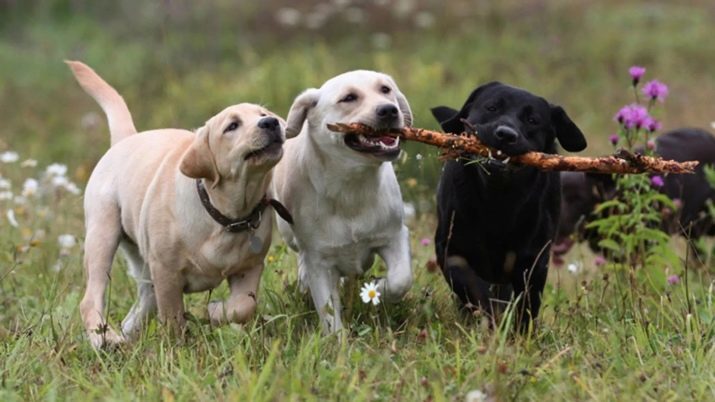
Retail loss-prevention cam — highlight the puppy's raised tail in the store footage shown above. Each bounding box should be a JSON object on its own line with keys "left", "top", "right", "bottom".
{"left": 65, "top": 60, "right": 137, "bottom": 146}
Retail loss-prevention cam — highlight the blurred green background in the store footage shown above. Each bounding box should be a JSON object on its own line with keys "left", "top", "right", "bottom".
{"left": 1, "top": 0, "right": 714, "bottom": 208}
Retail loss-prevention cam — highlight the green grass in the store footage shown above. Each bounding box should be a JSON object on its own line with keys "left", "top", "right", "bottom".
{"left": 1, "top": 1, "right": 715, "bottom": 400}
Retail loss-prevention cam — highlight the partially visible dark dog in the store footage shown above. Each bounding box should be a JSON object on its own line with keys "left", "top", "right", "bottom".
{"left": 554, "top": 128, "right": 715, "bottom": 261}
{"left": 432, "top": 82, "right": 587, "bottom": 328}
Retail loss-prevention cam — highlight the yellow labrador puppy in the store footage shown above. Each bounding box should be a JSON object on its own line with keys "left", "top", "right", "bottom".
{"left": 67, "top": 61, "right": 292, "bottom": 348}
{"left": 272, "top": 70, "right": 413, "bottom": 333}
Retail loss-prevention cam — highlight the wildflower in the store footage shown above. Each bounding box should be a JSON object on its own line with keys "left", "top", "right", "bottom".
{"left": 0, "top": 151, "right": 19, "bottom": 163}
{"left": 594, "top": 255, "right": 607, "bottom": 267}
{"left": 58, "top": 234, "right": 76, "bottom": 249}
{"left": 642, "top": 116, "right": 660, "bottom": 133}
{"left": 650, "top": 175, "right": 665, "bottom": 188}
{"left": 667, "top": 274, "right": 680, "bottom": 285}
{"left": 46, "top": 163, "right": 68, "bottom": 177}
{"left": 628, "top": 66, "right": 646, "bottom": 85}
{"left": 22, "top": 178, "right": 39, "bottom": 197}
{"left": 642, "top": 80, "right": 669, "bottom": 102}
{"left": 6, "top": 209, "right": 18, "bottom": 227}
{"left": 0, "top": 178, "right": 10, "bottom": 190}
{"left": 465, "top": 389, "right": 488, "bottom": 402}
{"left": 20, "top": 159, "right": 37, "bottom": 168}
{"left": 360, "top": 281, "right": 381, "bottom": 305}
{"left": 609, "top": 134, "right": 619, "bottom": 146}
{"left": 646, "top": 139, "right": 656, "bottom": 150}
{"left": 567, "top": 262, "right": 582, "bottom": 274}
{"left": 415, "top": 153, "right": 423, "bottom": 161}
{"left": 614, "top": 104, "right": 649, "bottom": 129}
{"left": 0, "top": 191, "right": 12, "bottom": 200}
{"left": 420, "top": 238, "right": 431, "bottom": 246}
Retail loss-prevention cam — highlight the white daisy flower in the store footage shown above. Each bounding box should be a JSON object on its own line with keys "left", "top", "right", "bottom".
{"left": 63, "top": 181, "right": 81, "bottom": 195}
{"left": 57, "top": 234, "right": 76, "bottom": 250}
{"left": 6, "top": 209, "right": 18, "bottom": 227}
{"left": 465, "top": 389, "right": 488, "bottom": 402}
{"left": 22, "top": 178, "right": 39, "bottom": 197}
{"left": 46, "top": 163, "right": 68, "bottom": 177}
{"left": 567, "top": 262, "right": 583, "bottom": 274}
{"left": 360, "top": 281, "right": 381, "bottom": 305}
{"left": 1, "top": 151, "right": 19, "bottom": 163}
{"left": 20, "top": 159, "right": 38, "bottom": 168}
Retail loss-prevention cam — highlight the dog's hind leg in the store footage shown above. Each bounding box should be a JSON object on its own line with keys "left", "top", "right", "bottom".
{"left": 377, "top": 225, "right": 413, "bottom": 302}
{"left": 80, "top": 202, "right": 125, "bottom": 349}
{"left": 120, "top": 241, "right": 156, "bottom": 340}
{"left": 442, "top": 255, "right": 492, "bottom": 313}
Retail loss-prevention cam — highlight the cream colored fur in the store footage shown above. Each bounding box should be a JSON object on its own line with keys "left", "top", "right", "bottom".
{"left": 67, "top": 61, "right": 285, "bottom": 348}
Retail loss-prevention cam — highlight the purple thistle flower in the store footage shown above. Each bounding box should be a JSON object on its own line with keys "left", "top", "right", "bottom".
{"left": 615, "top": 104, "right": 650, "bottom": 129}
{"left": 642, "top": 80, "right": 669, "bottom": 102}
{"left": 609, "top": 134, "right": 619, "bottom": 146}
{"left": 651, "top": 175, "right": 665, "bottom": 188}
{"left": 642, "top": 116, "right": 661, "bottom": 133}
{"left": 594, "top": 255, "right": 607, "bottom": 267}
{"left": 629, "top": 66, "right": 646, "bottom": 85}
{"left": 667, "top": 274, "right": 680, "bottom": 285}
{"left": 420, "top": 238, "right": 431, "bottom": 246}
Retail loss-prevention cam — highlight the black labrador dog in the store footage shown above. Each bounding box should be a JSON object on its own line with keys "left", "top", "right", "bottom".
{"left": 554, "top": 128, "right": 715, "bottom": 260}
{"left": 432, "top": 81, "right": 587, "bottom": 327}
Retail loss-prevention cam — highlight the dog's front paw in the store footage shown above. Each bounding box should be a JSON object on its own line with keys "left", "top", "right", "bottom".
{"left": 88, "top": 325, "right": 126, "bottom": 350}
{"left": 208, "top": 296, "right": 257, "bottom": 325}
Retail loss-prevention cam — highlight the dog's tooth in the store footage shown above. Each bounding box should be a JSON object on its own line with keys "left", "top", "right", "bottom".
{"left": 503, "top": 157, "right": 510, "bottom": 164}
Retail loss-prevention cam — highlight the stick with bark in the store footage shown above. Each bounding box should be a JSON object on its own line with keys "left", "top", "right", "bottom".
{"left": 327, "top": 123, "right": 698, "bottom": 174}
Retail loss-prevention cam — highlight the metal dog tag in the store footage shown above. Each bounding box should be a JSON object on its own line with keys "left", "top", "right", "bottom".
{"left": 249, "top": 234, "right": 263, "bottom": 253}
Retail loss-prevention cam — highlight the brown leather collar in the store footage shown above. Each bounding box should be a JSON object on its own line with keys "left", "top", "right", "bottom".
{"left": 196, "top": 179, "right": 293, "bottom": 233}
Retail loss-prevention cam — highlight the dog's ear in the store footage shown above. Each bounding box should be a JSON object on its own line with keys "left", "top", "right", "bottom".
{"left": 180, "top": 126, "right": 221, "bottom": 188}
{"left": 396, "top": 89, "right": 413, "bottom": 127}
{"left": 551, "top": 104, "right": 587, "bottom": 152}
{"left": 285, "top": 88, "right": 320, "bottom": 138}
{"left": 433, "top": 81, "right": 503, "bottom": 133}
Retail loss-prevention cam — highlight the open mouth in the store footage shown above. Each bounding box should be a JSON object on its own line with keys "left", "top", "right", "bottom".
{"left": 245, "top": 140, "right": 283, "bottom": 161}
{"left": 344, "top": 134, "right": 401, "bottom": 158}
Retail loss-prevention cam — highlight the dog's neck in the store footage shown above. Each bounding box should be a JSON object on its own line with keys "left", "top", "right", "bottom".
{"left": 200, "top": 171, "right": 272, "bottom": 219}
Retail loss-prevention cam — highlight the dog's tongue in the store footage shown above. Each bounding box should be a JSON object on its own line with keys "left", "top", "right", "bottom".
{"left": 378, "top": 136, "right": 396, "bottom": 146}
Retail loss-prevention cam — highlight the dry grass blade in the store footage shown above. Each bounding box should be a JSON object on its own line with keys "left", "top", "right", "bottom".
{"left": 327, "top": 123, "right": 699, "bottom": 174}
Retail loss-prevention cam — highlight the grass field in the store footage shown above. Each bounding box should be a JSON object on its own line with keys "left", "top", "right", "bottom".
{"left": 1, "top": 1, "right": 714, "bottom": 400}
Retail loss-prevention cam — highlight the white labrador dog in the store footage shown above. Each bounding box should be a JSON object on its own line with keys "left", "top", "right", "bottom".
{"left": 271, "top": 70, "right": 413, "bottom": 333}
{"left": 68, "top": 61, "right": 291, "bottom": 348}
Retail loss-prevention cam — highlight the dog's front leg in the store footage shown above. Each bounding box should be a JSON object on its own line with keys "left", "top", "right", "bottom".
{"left": 151, "top": 261, "right": 187, "bottom": 336}
{"left": 301, "top": 253, "right": 343, "bottom": 333}
{"left": 377, "top": 224, "right": 413, "bottom": 302}
{"left": 208, "top": 264, "right": 263, "bottom": 325}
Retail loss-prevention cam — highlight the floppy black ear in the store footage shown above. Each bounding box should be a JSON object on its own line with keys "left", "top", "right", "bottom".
{"left": 431, "top": 81, "right": 503, "bottom": 134}
{"left": 551, "top": 105, "right": 587, "bottom": 152}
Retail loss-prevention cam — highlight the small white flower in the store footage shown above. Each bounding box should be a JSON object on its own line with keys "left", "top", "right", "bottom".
{"left": 51, "top": 175, "right": 69, "bottom": 188}
{"left": 0, "top": 191, "right": 13, "bottom": 200}
{"left": 20, "top": 159, "right": 38, "bottom": 168}
{"left": 63, "top": 182, "right": 81, "bottom": 195}
{"left": 6, "top": 209, "right": 18, "bottom": 227}
{"left": 58, "top": 234, "right": 77, "bottom": 250}
{"left": 22, "top": 178, "right": 39, "bottom": 197}
{"left": 465, "top": 389, "right": 488, "bottom": 402}
{"left": 46, "top": 163, "right": 68, "bottom": 177}
{"left": 415, "top": 153, "right": 423, "bottom": 160}
{"left": 1, "top": 151, "right": 19, "bottom": 163}
{"left": 0, "top": 178, "right": 10, "bottom": 190}
{"left": 360, "top": 281, "right": 381, "bottom": 305}
{"left": 567, "top": 262, "right": 583, "bottom": 274}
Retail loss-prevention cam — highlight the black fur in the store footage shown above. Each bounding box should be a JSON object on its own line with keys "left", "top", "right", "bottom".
{"left": 432, "top": 82, "right": 586, "bottom": 328}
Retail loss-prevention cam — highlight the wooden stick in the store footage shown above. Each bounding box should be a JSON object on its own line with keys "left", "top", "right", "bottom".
{"left": 327, "top": 123, "right": 698, "bottom": 174}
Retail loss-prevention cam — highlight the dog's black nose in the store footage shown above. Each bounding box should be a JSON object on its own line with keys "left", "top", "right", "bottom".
{"left": 376, "top": 104, "right": 399, "bottom": 120}
{"left": 494, "top": 126, "right": 519, "bottom": 144}
{"left": 258, "top": 117, "right": 279, "bottom": 131}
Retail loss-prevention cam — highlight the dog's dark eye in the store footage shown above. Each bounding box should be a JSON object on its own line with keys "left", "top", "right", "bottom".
{"left": 527, "top": 116, "right": 540, "bottom": 125}
{"left": 485, "top": 104, "right": 498, "bottom": 112}
{"left": 224, "top": 121, "right": 240, "bottom": 133}
{"left": 380, "top": 85, "right": 391, "bottom": 94}
{"left": 339, "top": 93, "right": 358, "bottom": 103}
